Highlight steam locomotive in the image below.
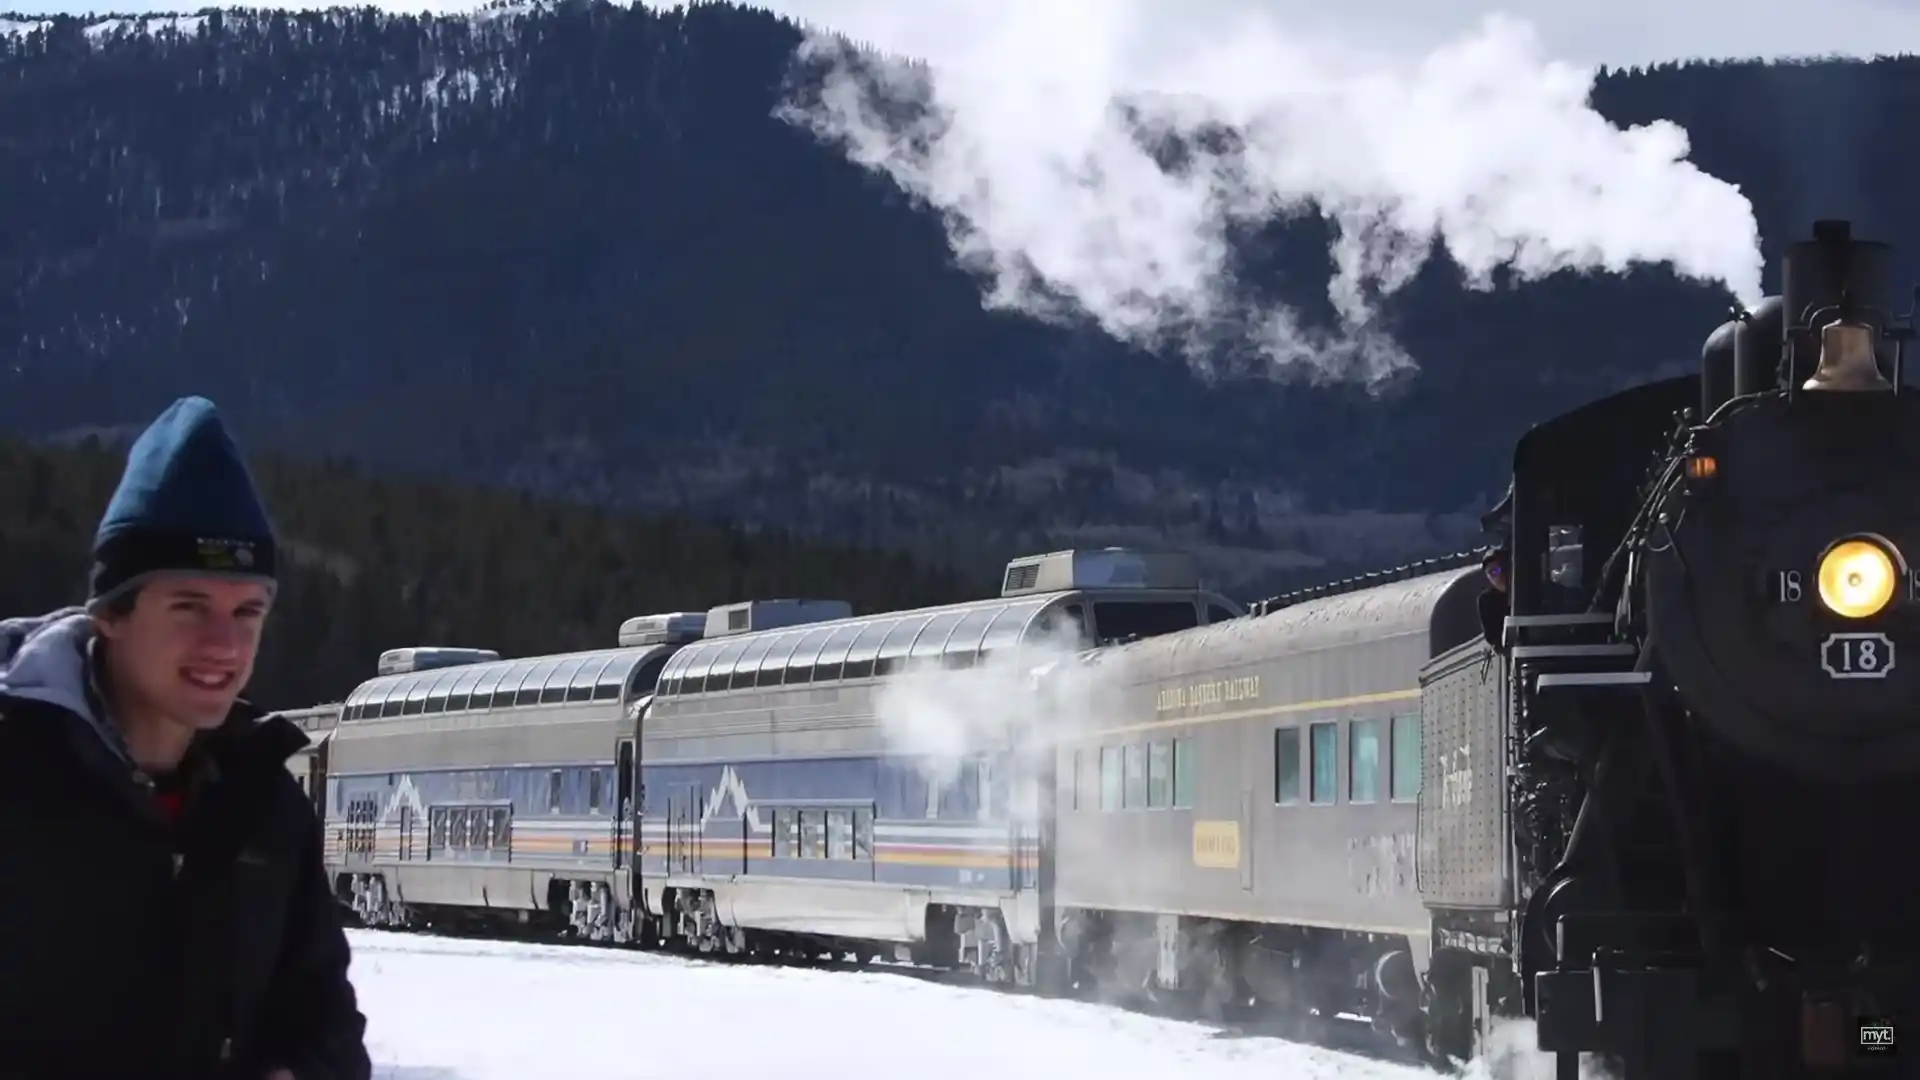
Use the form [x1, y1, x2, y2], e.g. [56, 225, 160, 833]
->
[286, 219, 1918, 1080]
[1514, 218, 1920, 1079]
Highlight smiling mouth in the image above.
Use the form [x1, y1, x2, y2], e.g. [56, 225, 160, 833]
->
[182, 669, 236, 692]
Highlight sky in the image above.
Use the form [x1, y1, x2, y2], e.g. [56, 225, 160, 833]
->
[6, 0, 1919, 70]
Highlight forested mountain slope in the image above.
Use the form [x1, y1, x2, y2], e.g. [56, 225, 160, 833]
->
[4, 4, 1916, 592]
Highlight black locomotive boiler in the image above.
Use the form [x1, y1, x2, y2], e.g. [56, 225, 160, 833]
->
[1517, 220, 1920, 1079]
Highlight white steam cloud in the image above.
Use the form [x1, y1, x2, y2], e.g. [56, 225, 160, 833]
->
[1463, 1019, 1622, 1080]
[872, 628, 1125, 826]
[778, 0, 1763, 384]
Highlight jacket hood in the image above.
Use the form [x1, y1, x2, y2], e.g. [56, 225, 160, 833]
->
[0, 608, 135, 767]
[0, 608, 301, 773]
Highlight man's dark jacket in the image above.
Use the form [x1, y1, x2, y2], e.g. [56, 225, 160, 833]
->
[0, 610, 371, 1080]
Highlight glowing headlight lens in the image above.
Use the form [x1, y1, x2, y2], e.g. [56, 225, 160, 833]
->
[1817, 539, 1899, 619]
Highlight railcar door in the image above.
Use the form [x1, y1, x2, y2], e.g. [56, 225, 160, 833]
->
[613, 739, 635, 869]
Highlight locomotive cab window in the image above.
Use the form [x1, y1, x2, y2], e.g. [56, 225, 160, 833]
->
[1309, 722, 1338, 805]
[1274, 727, 1302, 805]
[1349, 719, 1382, 803]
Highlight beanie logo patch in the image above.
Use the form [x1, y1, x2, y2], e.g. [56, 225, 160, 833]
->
[195, 537, 258, 572]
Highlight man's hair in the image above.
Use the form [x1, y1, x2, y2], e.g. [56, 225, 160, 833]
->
[96, 586, 140, 619]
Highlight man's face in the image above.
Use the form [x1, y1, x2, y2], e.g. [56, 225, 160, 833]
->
[95, 576, 272, 732]
[1486, 558, 1509, 594]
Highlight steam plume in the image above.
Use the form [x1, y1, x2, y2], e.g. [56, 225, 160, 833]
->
[778, 0, 1763, 383]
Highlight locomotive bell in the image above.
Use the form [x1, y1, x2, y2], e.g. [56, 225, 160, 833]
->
[1802, 317, 1892, 392]
[1784, 219, 1899, 392]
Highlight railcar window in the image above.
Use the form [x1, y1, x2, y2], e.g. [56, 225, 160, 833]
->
[706, 639, 753, 690]
[588, 654, 627, 700]
[1390, 715, 1420, 802]
[854, 808, 873, 860]
[488, 663, 532, 708]
[569, 655, 611, 702]
[977, 759, 993, 821]
[1349, 719, 1382, 803]
[628, 655, 667, 699]
[548, 770, 563, 814]
[517, 660, 561, 706]
[488, 807, 510, 849]
[799, 810, 824, 858]
[402, 675, 432, 716]
[841, 620, 895, 680]
[979, 602, 1041, 663]
[730, 636, 777, 690]
[678, 644, 721, 695]
[755, 633, 803, 688]
[657, 650, 691, 697]
[1091, 601, 1199, 646]
[873, 616, 931, 677]
[909, 610, 965, 668]
[1101, 747, 1123, 810]
[1309, 723, 1338, 805]
[1124, 744, 1147, 809]
[430, 808, 449, 850]
[1069, 750, 1082, 810]
[421, 670, 457, 715]
[773, 808, 796, 857]
[782, 627, 836, 685]
[1148, 741, 1171, 808]
[942, 606, 999, 668]
[814, 624, 863, 682]
[460, 667, 498, 712]
[589, 770, 604, 815]
[541, 658, 586, 704]
[826, 810, 851, 859]
[446, 666, 485, 712]
[1275, 728, 1302, 805]
[1031, 603, 1087, 647]
[1172, 738, 1195, 809]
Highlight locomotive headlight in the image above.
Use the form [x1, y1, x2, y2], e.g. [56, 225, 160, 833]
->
[1817, 538, 1899, 619]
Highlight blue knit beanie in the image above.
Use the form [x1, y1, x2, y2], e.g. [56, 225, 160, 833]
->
[88, 396, 278, 610]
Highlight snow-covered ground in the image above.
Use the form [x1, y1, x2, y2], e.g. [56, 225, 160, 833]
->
[348, 930, 1437, 1080]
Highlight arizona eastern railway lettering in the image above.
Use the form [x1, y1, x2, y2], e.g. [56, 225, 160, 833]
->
[1156, 675, 1261, 713]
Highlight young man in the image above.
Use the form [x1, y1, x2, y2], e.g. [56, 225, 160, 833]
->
[0, 397, 371, 1080]
[1478, 545, 1511, 654]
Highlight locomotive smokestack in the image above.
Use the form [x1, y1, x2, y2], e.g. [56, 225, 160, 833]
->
[1786, 218, 1896, 392]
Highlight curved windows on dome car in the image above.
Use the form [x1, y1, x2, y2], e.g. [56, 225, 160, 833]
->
[756, 633, 804, 688]
[781, 628, 835, 685]
[873, 616, 932, 677]
[541, 657, 587, 705]
[730, 635, 778, 691]
[840, 620, 896, 680]
[812, 624, 863, 683]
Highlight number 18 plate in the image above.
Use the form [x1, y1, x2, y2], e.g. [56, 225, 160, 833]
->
[1822, 632, 1896, 680]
